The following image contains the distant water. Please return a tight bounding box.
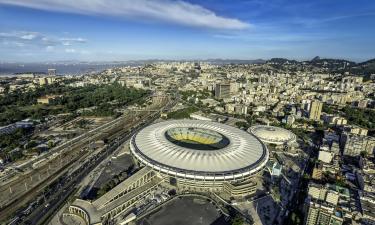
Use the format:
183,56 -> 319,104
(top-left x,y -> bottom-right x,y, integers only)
0,62 -> 142,76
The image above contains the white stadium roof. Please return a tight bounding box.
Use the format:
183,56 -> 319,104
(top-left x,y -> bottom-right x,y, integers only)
130,120 -> 268,180
249,125 -> 296,145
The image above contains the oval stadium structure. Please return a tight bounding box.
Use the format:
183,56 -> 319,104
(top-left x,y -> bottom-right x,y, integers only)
66,120 -> 271,225
130,120 -> 269,182
249,125 -> 297,145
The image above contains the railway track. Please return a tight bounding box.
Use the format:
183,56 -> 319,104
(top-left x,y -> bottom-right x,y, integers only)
0,148 -> 90,222
0,98 -> 172,223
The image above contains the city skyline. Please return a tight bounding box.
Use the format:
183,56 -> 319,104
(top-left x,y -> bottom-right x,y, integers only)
0,0 -> 375,62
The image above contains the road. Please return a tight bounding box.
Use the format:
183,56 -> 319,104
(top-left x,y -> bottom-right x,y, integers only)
281,144 -> 316,224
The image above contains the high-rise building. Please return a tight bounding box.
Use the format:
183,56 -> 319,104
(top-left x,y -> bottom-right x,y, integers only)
312,163 -> 323,180
360,192 -> 375,225
229,82 -> 239,94
305,204 -> 343,225
341,132 -> 375,156
215,83 -> 230,99
48,68 -> 56,76
38,77 -> 47,86
46,77 -> 56,84
38,77 -> 56,86
350,127 -> 368,136
309,101 -> 323,121
304,183 -> 350,225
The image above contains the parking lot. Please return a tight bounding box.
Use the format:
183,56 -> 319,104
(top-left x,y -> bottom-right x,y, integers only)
94,154 -> 134,187
137,196 -> 229,225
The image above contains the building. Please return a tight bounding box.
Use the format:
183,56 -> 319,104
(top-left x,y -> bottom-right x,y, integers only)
65,120 -> 269,224
318,150 -> 335,164
249,125 -> 297,145
46,77 -> 56,84
225,104 -> 235,114
309,101 -> 323,121
38,77 -> 48,86
38,76 -> 56,86
356,99 -> 369,109
312,163 -> 323,180
283,115 -> 296,125
341,133 -> 375,156
306,203 -> 344,225
215,83 -> 230,99
0,124 -> 17,135
229,82 -> 239,94
118,76 -> 151,89
305,183 -> 350,225
360,192 -> 375,225
0,120 -> 34,135
37,95 -> 60,104
350,127 -> 368,136
48,69 -> 57,76
271,162 -> 282,177
131,120 -> 268,191
189,113 -> 213,121
234,104 -> 248,115
322,115 -> 347,125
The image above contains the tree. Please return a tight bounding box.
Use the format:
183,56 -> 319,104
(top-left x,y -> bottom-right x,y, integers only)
360,151 -> 368,158
0,83 -> 149,126
26,140 -> 38,149
231,214 -> 244,225
235,121 -> 249,130
47,141 -> 55,149
167,107 -> 198,119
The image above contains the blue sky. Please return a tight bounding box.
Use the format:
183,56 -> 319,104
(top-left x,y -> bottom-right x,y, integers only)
0,0 -> 374,62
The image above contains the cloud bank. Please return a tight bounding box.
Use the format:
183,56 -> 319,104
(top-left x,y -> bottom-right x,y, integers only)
0,0 -> 249,30
0,31 -> 87,52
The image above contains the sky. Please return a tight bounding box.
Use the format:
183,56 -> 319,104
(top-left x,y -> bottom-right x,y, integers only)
0,0 -> 375,62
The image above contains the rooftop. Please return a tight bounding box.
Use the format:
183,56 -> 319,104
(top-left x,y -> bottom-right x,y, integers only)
249,125 -> 297,145
131,120 -> 269,176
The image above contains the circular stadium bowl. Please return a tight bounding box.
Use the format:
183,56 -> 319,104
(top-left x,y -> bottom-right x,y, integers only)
130,120 -> 269,181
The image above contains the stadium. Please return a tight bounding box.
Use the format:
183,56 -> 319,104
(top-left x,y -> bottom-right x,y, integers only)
249,125 -> 297,145
66,120 -> 270,224
130,120 -> 269,191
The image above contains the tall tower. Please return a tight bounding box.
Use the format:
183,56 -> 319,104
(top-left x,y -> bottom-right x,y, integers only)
48,69 -> 56,76
215,83 -> 230,99
309,101 -> 323,121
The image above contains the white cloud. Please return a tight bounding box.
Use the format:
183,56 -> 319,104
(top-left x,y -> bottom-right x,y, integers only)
14,42 -> 25,47
0,30 -> 88,49
0,0 -> 250,30
0,31 -> 39,40
46,45 -> 54,51
0,32 -> 13,38
21,33 -> 38,40
1,40 -> 25,47
65,48 -> 76,53
60,37 -> 87,43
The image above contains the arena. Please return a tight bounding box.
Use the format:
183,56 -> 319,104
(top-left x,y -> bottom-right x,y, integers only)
249,125 -> 297,145
130,120 -> 269,183
66,120 -> 269,225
